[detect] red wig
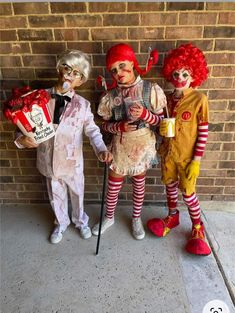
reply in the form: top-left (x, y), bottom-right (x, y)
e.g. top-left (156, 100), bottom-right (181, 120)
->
top-left (104, 43), bottom-right (158, 89)
top-left (162, 43), bottom-right (208, 87)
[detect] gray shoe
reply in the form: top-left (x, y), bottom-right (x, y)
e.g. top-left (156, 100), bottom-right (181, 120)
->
top-left (92, 217), bottom-right (114, 236)
top-left (132, 217), bottom-right (145, 240)
top-left (50, 225), bottom-right (67, 244)
top-left (80, 226), bottom-right (92, 239)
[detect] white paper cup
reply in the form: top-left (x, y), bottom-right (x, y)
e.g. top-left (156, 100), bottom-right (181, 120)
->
top-left (164, 117), bottom-right (175, 137)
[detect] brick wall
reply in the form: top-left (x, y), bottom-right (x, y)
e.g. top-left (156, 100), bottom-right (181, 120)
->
top-left (0, 2), bottom-right (235, 205)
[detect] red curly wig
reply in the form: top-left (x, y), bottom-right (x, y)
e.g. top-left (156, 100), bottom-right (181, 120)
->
top-left (162, 43), bottom-right (208, 87)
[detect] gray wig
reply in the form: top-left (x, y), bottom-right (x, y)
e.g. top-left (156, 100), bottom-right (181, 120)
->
top-left (56, 50), bottom-right (91, 82)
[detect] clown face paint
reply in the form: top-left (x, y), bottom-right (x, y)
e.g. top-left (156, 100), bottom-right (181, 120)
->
top-left (170, 68), bottom-right (193, 90)
top-left (58, 64), bottom-right (84, 92)
top-left (110, 61), bottom-right (135, 85)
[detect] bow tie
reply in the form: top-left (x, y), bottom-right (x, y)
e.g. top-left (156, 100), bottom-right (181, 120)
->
top-left (51, 94), bottom-right (71, 124)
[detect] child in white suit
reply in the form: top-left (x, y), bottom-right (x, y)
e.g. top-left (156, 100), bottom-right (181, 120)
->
top-left (15, 50), bottom-right (112, 244)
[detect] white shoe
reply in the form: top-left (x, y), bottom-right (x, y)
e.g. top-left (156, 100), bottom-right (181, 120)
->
top-left (80, 226), bottom-right (92, 239)
top-left (50, 225), bottom-right (67, 244)
top-left (132, 217), bottom-right (145, 240)
top-left (92, 217), bottom-right (114, 236)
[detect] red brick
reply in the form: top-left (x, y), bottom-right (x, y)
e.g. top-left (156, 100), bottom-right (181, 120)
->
top-left (219, 161), bottom-right (235, 169)
top-left (224, 187), bottom-right (235, 195)
top-left (177, 40), bottom-right (213, 51)
top-left (129, 27), bottom-right (164, 40)
top-left (0, 3), bottom-right (12, 15)
top-left (206, 3), bottom-right (235, 10)
top-left (0, 160), bottom-right (10, 167)
top-left (228, 101), bottom-right (235, 111)
top-left (209, 100), bottom-right (228, 110)
top-left (0, 16), bottom-right (27, 28)
top-left (67, 42), bottom-right (102, 54)
top-left (225, 123), bottom-right (235, 132)
top-left (104, 14), bottom-right (139, 26)
top-left (1, 168), bottom-right (21, 175)
top-left (13, 3), bottom-right (49, 14)
top-left (206, 143), bottom-right (222, 151)
top-left (18, 192), bottom-right (45, 199)
top-left (15, 176), bottom-right (42, 183)
top-left (18, 29), bottom-right (53, 41)
top-left (197, 178), bottom-right (214, 185)
top-left (89, 3), bottom-right (126, 12)
top-left (29, 16), bottom-right (64, 28)
top-left (1, 184), bottom-right (24, 191)
top-left (1, 176), bottom-right (14, 183)
top-left (203, 151), bottom-right (229, 161)
top-left (66, 14), bottom-right (102, 27)
top-left (140, 40), bottom-right (175, 53)
top-left (215, 178), bottom-right (235, 186)
top-left (179, 13), bottom-right (217, 25)
top-left (35, 69), bottom-right (57, 79)
top-left (22, 56), bottom-right (56, 68)
top-left (197, 186), bottom-right (223, 194)
top-left (166, 27), bottom-right (202, 39)
top-left (209, 90), bottom-right (235, 100)
top-left (202, 78), bottom-right (233, 89)
top-left (209, 123), bottom-right (224, 132)
top-left (168, 2), bottom-right (204, 10)
top-left (128, 3), bottom-right (164, 11)
top-left (3, 199), bottom-right (30, 204)
top-left (210, 112), bottom-right (235, 123)
top-left (141, 13), bottom-right (177, 26)
top-left (54, 29), bottom-right (89, 41)
top-left (51, 2), bottom-right (86, 13)
top-left (208, 132), bottom-right (233, 141)
top-left (0, 42), bottom-right (30, 54)
top-left (1, 68), bottom-right (35, 80)
top-left (103, 41), bottom-right (138, 53)
top-left (0, 191), bottom-right (18, 199)
top-left (204, 27), bottom-right (235, 38)
top-left (0, 56), bottom-right (22, 67)
top-left (223, 143), bottom-right (235, 152)
top-left (219, 12), bottom-right (235, 24)
top-left (91, 28), bottom-right (127, 41)
top-left (31, 42), bottom-right (66, 54)
top-left (0, 30), bottom-right (17, 41)
top-left (212, 66), bottom-right (235, 77)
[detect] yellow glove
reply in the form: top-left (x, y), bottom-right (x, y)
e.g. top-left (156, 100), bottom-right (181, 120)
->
top-left (159, 119), bottom-right (167, 136)
top-left (186, 160), bottom-right (200, 181)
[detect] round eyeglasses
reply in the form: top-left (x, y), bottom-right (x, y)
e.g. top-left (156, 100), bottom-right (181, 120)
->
top-left (60, 64), bottom-right (84, 79)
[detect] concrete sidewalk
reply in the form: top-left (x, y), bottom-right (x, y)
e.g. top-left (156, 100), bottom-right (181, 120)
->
top-left (1, 202), bottom-right (235, 313)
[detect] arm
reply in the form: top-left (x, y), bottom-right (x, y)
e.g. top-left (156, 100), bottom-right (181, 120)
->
top-left (101, 120), bottom-right (137, 133)
top-left (14, 130), bottom-right (38, 149)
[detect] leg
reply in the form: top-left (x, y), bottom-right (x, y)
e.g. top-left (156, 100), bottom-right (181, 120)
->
top-left (46, 177), bottom-right (70, 244)
top-left (180, 165), bottom-right (211, 256)
top-left (65, 175), bottom-right (91, 239)
top-left (92, 170), bottom-right (124, 235)
top-left (131, 173), bottom-right (146, 240)
top-left (147, 157), bottom-right (180, 237)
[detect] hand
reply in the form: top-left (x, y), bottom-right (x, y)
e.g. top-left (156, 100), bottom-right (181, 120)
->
top-left (159, 119), bottom-right (167, 136)
top-left (129, 103), bottom-right (143, 120)
top-left (186, 160), bottom-right (200, 181)
top-left (18, 135), bottom-right (38, 148)
top-left (98, 151), bottom-right (113, 163)
top-left (119, 121), bottom-right (138, 132)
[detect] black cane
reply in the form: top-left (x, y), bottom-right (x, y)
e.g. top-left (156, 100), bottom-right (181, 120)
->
top-left (96, 162), bottom-right (108, 255)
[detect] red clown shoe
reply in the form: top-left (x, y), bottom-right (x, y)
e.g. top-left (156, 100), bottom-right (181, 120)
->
top-left (147, 210), bottom-right (180, 237)
top-left (185, 222), bottom-right (211, 256)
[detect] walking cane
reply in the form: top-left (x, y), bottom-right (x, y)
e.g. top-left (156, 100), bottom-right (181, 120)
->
top-left (96, 162), bottom-right (108, 255)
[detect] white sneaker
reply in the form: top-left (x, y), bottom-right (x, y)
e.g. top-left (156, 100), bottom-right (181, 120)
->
top-left (92, 217), bottom-right (114, 236)
top-left (50, 225), bottom-right (67, 244)
top-left (80, 226), bottom-right (92, 239)
top-left (132, 217), bottom-right (145, 240)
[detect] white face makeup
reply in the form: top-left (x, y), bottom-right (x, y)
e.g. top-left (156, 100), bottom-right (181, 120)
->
top-left (110, 61), bottom-right (135, 85)
top-left (58, 64), bottom-right (84, 91)
top-left (170, 68), bottom-right (193, 90)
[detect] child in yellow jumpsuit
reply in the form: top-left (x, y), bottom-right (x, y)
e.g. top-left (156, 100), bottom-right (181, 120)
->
top-left (147, 43), bottom-right (211, 255)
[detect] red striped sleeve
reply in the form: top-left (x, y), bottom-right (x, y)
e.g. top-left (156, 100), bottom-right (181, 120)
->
top-left (140, 108), bottom-right (164, 126)
top-left (194, 122), bottom-right (208, 158)
top-left (101, 121), bottom-right (125, 133)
